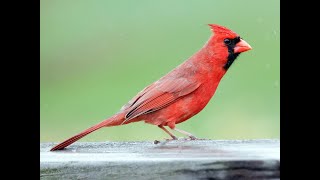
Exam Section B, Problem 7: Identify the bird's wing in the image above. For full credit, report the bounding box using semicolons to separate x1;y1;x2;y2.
121;77;201;123
120;83;155;111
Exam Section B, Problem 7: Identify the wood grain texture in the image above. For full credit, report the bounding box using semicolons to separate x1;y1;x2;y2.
41;139;280;180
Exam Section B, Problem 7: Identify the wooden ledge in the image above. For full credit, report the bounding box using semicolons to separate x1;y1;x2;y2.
40;139;280;179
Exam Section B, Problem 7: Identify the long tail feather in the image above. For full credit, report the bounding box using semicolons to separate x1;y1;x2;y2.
50;113;124;151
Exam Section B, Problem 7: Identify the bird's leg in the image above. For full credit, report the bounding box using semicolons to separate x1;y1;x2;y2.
173;128;199;140
158;125;178;140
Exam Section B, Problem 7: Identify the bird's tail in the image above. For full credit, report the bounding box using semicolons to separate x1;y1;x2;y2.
50;113;125;151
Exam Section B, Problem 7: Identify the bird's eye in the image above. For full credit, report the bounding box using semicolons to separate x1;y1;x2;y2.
224;38;231;45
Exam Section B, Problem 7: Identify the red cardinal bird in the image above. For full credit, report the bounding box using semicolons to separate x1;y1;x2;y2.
50;24;252;151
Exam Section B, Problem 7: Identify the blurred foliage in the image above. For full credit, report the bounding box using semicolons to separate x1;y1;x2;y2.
40;0;279;142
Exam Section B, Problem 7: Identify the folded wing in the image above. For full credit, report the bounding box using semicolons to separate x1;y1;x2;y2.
121;77;201;123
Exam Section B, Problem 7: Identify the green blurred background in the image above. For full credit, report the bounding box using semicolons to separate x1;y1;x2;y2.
40;0;279;142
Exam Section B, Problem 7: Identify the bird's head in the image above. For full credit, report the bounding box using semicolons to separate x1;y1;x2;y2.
207;24;252;70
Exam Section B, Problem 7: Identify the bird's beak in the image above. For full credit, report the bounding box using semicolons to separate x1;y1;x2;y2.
234;39;252;53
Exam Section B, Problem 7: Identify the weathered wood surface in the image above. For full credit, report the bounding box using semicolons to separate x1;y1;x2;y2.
40;139;280;180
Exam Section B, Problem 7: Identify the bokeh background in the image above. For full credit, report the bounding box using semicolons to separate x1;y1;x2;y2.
40;0;279;142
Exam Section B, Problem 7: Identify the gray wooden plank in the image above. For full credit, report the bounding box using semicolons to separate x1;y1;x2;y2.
40;139;280;180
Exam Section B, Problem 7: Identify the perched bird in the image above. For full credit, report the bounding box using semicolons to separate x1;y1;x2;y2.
50;24;252;151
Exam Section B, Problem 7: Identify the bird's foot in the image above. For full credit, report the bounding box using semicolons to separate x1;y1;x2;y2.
154;136;178;144
187;135;207;140
164;135;178;140
165;136;178;141
153;140;161;144
153;136;207;144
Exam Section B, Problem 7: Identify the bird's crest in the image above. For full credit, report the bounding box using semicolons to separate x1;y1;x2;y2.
208;24;238;37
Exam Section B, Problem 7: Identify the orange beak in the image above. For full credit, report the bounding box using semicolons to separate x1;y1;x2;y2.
234;39;252;53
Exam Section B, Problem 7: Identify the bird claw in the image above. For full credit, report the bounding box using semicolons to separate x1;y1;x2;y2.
153;137;177;144
153;140;161;144
165;137;178;141
188;136;207;140
165;135;178;141
180;136;207;140
153;136;207;144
